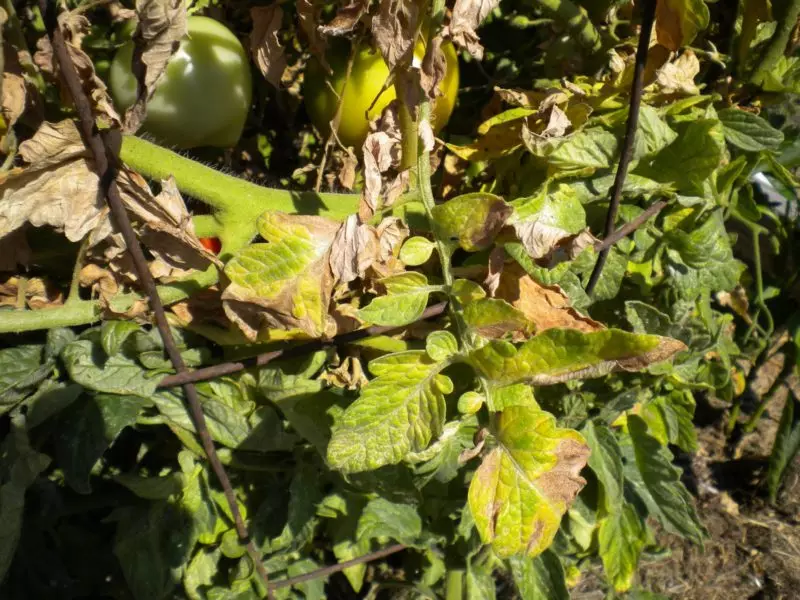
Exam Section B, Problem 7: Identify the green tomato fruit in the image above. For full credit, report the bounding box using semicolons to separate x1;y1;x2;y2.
110;16;252;149
304;39;459;149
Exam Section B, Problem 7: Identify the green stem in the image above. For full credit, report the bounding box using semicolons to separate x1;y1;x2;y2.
726;399;741;435
120;135;360;251
531;0;602;53
0;265;218;334
750;0;800;85
120;136;359;217
445;570;464;600
192;214;223;238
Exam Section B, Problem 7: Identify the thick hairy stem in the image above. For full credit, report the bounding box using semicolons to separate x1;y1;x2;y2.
120;135;359;216
750;0;800;85
121;135;360;251
532;0;602;53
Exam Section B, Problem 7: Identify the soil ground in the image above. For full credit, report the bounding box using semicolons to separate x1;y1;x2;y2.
573;351;800;600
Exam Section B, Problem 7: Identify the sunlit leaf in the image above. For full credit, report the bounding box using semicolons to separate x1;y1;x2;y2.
327;351;449;473
468;404;589;557
718;108;784;151
358;272;435;326
432;192;512;251
598;505;646;592
222;211;341;339
469;329;686;386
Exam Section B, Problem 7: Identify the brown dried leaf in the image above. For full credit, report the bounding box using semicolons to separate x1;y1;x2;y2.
250;4;287;87
359;103;403;218
297;0;328;68
420;36;447;101
321;355;369;389
35;15;121;127
541;105;571;138
447;0;499;60
0;275;63;309
319;0;369;36
0;229;31;272
80;263;120;302
371;0;421;70
495;262;603;333
337;151;358;189
2;120;218;282
654;49;700;95
329;214;380;284
123;0;187;132
1;73;26;131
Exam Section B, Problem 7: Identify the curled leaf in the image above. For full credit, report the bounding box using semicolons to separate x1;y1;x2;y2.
250;4;287;88
124;0;188;132
448;0;500;60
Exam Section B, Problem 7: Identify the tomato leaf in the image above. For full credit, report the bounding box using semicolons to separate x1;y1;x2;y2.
509;550;570;600
55;394;150;494
627;415;706;542
468;404;589;557
718;108;784;151
327;351;449;473
358;272;435;326
598;504;646;592
431;192;513;251
223;211;341;339
469;329;686;386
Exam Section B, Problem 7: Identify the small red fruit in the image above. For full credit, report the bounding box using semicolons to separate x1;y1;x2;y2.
199;237;222;254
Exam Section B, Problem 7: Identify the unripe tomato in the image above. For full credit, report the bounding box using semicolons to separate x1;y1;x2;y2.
304;39;459;149
110;16;252;149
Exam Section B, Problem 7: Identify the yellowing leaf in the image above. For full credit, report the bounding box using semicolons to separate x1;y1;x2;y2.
470;329;686;386
468;404;589;557
222;211;341;339
510;185;587;259
327;351;449;473
598;505;645;592
656;0;710;52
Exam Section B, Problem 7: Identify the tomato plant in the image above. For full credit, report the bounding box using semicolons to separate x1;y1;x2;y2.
109;16;252;149
304;39;459;148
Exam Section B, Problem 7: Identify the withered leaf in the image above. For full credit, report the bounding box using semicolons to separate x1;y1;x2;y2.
250;4;287;87
222;212;342;339
371;0;421;70
35;14;121;127
448;0;500;60
318;0;369;36
297;0;328;67
1;73;26;134
654;50;700;95
494;263;603;333
124;0;188;132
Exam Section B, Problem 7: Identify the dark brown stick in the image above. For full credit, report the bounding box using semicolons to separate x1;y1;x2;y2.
585;0;657;296
269;544;406;590
158;302;449;388
593;199;668;253
41;4;271;595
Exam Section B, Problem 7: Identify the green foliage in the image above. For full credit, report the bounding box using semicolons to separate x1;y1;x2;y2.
3;0;800;598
